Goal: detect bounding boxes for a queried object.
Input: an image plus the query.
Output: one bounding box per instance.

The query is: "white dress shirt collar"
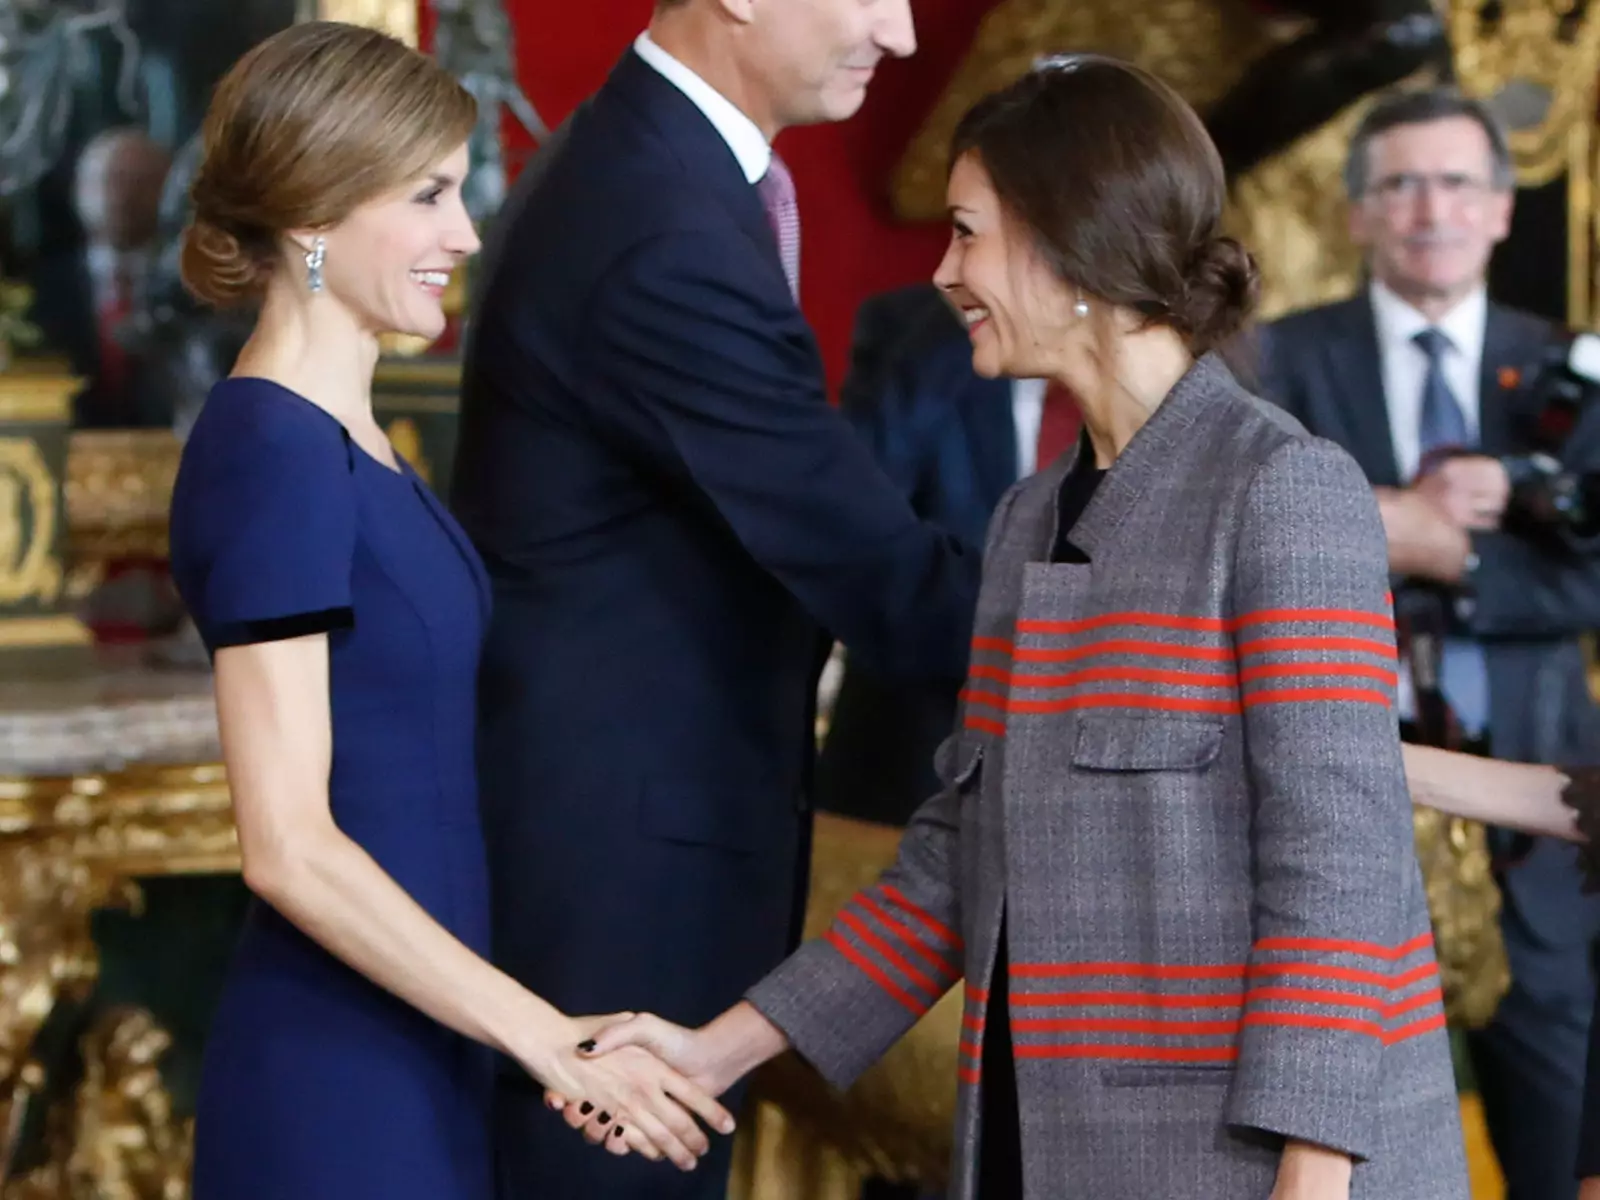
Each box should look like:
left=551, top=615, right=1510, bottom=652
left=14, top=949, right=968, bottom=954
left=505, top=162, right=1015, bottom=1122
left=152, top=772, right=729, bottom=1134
left=1369, top=279, right=1487, bottom=368
left=1367, top=279, right=1486, bottom=480
left=634, top=31, right=772, bottom=184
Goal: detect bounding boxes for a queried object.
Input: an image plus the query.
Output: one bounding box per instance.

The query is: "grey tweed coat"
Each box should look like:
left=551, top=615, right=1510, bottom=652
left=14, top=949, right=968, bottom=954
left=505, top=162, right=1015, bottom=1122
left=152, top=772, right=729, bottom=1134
left=747, top=354, right=1468, bottom=1199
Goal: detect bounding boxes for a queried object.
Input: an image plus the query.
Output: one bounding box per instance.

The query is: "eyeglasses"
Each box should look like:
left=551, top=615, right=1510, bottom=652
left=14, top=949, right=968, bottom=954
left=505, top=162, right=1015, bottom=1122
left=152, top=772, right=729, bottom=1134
left=1365, top=172, right=1499, bottom=206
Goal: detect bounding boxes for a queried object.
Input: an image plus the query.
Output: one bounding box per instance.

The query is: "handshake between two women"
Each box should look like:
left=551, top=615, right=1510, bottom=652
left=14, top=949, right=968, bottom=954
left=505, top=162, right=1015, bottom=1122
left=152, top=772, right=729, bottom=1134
left=540, top=1002, right=789, bottom=1171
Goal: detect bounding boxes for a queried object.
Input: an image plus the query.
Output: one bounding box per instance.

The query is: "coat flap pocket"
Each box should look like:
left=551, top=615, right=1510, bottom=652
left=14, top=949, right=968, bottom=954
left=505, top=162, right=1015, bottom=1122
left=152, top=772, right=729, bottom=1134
left=1071, top=714, right=1223, bottom=772
left=934, top=734, right=984, bottom=791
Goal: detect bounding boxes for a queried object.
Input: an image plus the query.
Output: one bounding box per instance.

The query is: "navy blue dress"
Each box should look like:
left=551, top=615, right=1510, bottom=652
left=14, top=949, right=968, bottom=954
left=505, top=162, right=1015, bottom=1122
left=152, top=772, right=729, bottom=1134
left=169, top=378, right=494, bottom=1199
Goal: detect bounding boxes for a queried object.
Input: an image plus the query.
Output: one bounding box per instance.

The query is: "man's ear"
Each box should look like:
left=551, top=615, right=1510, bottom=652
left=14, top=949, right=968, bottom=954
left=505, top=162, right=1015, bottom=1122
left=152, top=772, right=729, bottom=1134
left=1486, top=188, right=1514, bottom=246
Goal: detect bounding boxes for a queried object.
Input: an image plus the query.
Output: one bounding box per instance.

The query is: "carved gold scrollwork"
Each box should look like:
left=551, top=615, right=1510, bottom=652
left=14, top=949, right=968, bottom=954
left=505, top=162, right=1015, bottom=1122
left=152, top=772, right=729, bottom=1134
left=0, top=439, right=62, bottom=608
left=1411, top=808, right=1509, bottom=1029
left=64, top=431, right=181, bottom=566
left=1445, top=0, right=1600, bottom=326
left=1448, top=0, right=1600, bottom=189
left=0, top=762, right=235, bottom=1199
left=305, top=0, right=417, bottom=46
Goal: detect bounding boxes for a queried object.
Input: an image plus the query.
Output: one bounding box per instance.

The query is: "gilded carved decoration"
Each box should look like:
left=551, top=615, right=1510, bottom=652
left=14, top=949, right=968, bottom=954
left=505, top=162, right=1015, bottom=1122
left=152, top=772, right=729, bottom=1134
left=1449, top=0, right=1600, bottom=188
left=1446, top=0, right=1600, bottom=325
left=0, top=362, right=89, bottom=655
left=0, top=763, right=234, bottom=1199
left=63, top=431, right=180, bottom=568
left=306, top=0, right=416, bottom=46
left=0, top=439, right=63, bottom=608
left=1411, top=809, right=1508, bottom=1029
left=7, top=1009, right=194, bottom=1200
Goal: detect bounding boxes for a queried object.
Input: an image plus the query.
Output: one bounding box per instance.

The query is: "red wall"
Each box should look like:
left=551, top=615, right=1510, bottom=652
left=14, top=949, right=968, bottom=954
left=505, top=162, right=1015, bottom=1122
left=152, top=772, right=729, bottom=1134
left=479, top=0, right=999, bottom=394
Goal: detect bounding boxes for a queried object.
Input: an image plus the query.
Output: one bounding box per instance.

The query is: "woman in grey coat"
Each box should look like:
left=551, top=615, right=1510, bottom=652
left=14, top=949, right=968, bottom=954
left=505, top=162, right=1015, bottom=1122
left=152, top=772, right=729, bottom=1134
left=566, top=55, right=1470, bottom=1199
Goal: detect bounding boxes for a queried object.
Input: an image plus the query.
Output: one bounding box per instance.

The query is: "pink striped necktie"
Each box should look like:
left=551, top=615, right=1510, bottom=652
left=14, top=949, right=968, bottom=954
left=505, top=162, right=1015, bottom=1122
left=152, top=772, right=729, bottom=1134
left=756, top=152, right=801, bottom=302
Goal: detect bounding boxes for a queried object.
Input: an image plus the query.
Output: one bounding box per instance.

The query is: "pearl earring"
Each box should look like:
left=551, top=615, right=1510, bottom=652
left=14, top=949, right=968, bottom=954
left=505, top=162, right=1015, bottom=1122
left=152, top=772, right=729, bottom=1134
left=1074, top=298, right=1090, bottom=318
left=305, top=236, right=326, bottom=294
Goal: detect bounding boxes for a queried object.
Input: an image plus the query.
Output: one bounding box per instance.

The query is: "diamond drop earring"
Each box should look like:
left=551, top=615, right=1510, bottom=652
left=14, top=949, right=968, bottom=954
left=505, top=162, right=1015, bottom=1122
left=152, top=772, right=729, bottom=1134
left=305, top=236, right=326, bottom=294
left=1073, top=297, right=1090, bottom=318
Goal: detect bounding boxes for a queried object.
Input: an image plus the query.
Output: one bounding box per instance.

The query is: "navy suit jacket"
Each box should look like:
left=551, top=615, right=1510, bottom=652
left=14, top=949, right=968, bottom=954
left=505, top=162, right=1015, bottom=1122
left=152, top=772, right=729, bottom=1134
left=451, top=51, right=979, bottom=1027
left=815, top=283, right=1014, bottom=824
left=1261, top=292, right=1600, bottom=964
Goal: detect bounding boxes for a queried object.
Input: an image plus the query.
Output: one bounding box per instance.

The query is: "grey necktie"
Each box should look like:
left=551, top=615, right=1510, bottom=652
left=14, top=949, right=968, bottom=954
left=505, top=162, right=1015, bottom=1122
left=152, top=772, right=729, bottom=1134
left=1411, top=327, right=1489, bottom=736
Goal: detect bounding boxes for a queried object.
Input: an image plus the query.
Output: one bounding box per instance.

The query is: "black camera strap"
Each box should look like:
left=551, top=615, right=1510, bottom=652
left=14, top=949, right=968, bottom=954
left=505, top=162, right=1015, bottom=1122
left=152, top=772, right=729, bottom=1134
left=1393, top=584, right=1455, bottom=748
left=1394, top=582, right=1531, bottom=872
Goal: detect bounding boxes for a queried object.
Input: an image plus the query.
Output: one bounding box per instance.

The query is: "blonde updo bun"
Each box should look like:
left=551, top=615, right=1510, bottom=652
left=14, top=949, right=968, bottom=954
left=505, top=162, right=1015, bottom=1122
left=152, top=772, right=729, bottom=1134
left=178, top=20, right=476, bottom=309
left=179, top=215, right=269, bottom=309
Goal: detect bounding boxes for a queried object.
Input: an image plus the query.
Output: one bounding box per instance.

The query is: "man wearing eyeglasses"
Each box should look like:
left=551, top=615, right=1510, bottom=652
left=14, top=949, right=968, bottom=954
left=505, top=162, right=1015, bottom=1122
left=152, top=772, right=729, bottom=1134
left=1261, top=87, right=1600, bottom=1200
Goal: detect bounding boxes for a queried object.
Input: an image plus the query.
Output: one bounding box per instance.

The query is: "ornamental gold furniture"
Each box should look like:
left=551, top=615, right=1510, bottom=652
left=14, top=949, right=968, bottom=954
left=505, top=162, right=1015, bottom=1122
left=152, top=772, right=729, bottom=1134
left=0, top=362, right=92, bottom=674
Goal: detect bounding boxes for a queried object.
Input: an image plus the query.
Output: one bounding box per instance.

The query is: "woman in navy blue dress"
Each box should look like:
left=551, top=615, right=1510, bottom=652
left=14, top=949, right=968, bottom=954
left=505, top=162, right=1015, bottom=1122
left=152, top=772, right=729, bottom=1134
left=167, top=23, right=732, bottom=1199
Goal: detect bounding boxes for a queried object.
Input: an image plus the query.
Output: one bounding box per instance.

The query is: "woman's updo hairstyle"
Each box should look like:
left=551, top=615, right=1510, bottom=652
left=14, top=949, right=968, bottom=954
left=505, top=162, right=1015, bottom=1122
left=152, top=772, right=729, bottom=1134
left=181, top=21, right=476, bottom=308
left=950, top=54, right=1259, bottom=354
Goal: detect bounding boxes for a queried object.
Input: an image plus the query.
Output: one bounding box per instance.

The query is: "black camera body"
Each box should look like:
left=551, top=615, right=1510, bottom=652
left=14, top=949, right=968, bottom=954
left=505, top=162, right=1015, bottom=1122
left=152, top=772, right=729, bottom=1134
left=1494, top=332, right=1600, bottom=538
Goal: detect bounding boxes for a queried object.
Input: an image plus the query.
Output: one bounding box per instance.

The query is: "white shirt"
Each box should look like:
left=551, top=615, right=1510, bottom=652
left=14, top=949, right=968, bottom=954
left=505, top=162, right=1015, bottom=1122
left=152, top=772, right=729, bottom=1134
left=1369, top=280, right=1485, bottom=480
left=1011, top=378, right=1049, bottom=477
left=633, top=32, right=771, bottom=184
left=1369, top=280, right=1488, bottom=722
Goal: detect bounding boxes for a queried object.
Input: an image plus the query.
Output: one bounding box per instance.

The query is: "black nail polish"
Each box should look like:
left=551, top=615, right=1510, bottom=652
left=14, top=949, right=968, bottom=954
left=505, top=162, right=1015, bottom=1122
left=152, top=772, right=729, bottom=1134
left=613, top=1126, right=625, bottom=1138
left=577, top=1039, right=597, bottom=1052
left=579, top=1102, right=593, bottom=1116
left=598, top=1112, right=611, bottom=1124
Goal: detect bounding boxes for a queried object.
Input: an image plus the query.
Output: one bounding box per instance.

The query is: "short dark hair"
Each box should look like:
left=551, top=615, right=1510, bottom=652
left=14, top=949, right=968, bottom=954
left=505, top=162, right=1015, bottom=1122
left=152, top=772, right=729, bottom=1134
left=949, top=53, right=1259, bottom=356
left=1344, top=87, right=1514, bottom=198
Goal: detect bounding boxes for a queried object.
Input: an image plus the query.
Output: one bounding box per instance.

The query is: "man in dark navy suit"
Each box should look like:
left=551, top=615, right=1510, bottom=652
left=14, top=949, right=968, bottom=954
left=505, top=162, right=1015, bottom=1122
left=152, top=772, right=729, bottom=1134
left=816, top=282, right=1078, bottom=827
left=1261, top=88, right=1600, bottom=1200
left=451, top=2, right=978, bottom=1196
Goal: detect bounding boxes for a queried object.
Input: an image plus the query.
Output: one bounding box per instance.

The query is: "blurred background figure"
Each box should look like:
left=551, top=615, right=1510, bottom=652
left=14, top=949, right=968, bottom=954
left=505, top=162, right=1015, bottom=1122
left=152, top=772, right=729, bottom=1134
left=31, top=126, right=170, bottom=426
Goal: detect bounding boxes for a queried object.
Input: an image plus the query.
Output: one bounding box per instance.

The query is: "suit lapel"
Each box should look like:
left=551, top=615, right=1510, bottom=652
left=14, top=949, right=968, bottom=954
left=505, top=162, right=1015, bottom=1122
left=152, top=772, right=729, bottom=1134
left=605, top=50, right=781, bottom=291
left=1327, top=295, right=1403, bottom=487
left=1477, top=304, right=1520, bottom=457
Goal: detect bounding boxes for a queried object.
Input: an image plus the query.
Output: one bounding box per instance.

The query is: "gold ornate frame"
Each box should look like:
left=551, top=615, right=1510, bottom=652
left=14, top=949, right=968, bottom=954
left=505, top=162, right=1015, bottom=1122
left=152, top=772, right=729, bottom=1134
left=300, top=0, right=418, bottom=46
left=1447, top=0, right=1600, bottom=327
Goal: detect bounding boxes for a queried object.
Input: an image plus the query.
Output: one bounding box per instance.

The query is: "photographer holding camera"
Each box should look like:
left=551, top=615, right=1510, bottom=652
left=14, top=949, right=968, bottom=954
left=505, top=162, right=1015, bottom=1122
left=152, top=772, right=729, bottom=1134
left=1262, top=87, right=1600, bottom=1200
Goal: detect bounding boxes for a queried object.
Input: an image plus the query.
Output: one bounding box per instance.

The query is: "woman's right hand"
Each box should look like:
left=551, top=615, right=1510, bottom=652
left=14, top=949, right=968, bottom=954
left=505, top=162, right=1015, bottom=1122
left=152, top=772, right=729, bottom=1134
left=513, top=1016, right=735, bottom=1171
